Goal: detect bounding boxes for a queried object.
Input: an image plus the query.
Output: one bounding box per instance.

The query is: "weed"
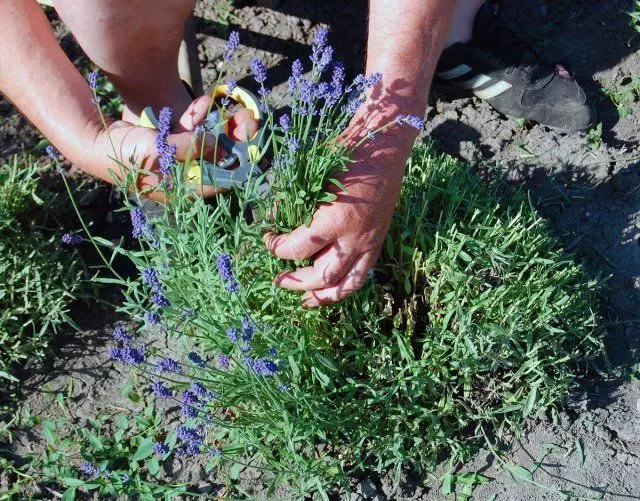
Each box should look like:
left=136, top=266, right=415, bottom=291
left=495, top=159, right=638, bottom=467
left=586, top=122, right=603, bottom=150
left=0, top=155, right=82, bottom=389
left=602, top=73, right=640, bottom=118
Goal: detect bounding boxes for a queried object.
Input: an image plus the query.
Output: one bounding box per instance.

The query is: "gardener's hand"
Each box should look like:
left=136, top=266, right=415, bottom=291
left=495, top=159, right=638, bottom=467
left=84, top=96, right=259, bottom=201
left=263, top=126, right=410, bottom=308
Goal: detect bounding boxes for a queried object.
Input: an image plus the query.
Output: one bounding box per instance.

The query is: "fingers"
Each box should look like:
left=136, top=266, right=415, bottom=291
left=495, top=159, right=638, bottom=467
left=263, top=224, right=334, bottom=261
left=177, top=95, right=213, bottom=132
left=274, top=242, right=356, bottom=291
left=228, top=108, right=260, bottom=142
left=301, top=251, right=377, bottom=308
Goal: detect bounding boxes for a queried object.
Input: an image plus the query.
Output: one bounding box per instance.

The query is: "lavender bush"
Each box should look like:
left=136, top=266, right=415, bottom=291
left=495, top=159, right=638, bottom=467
left=57, top=30, right=604, bottom=497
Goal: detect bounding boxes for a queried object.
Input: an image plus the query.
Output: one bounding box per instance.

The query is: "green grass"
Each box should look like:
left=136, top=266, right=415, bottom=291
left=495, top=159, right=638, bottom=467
left=0, top=155, right=81, bottom=389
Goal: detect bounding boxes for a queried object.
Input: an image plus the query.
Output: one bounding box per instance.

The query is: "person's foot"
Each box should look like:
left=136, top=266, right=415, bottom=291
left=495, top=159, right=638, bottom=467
left=436, top=1, right=595, bottom=131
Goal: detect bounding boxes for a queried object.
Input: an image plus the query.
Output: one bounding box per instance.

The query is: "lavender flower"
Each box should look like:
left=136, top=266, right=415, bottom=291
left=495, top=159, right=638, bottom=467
left=156, top=357, right=183, bottom=375
left=156, top=107, right=176, bottom=176
left=396, top=114, right=425, bottom=130
left=267, top=347, right=278, bottom=358
left=150, top=380, right=173, bottom=399
left=152, top=292, right=171, bottom=308
left=224, top=31, right=240, bottom=61
left=187, top=352, right=206, bottom=368
left=153, top=442, right=170, bottom=457
left=176, top=426, right=204, bottom=457
left=227, top=79, right=237, bottom=94
left=279, top=114, right=291, bottom=132
left=45, top=145, right=60, bottom=160
left=87, top=70, right=99, bottom=91
left=113, top=327, right=132, bottom=346
left=250, top=357, right=279, bottom=377
left=216, top=252, right=240, bottom=293
left=181, top=389, right=199, bottom=405
left=142, top=267, right=162, bottom=292
left=240, top=342, right=252, bottom=354
left=277, top=382, right=291, bottom=392
left=366, top=72, right=383, bottom=88
left=108, top=345, right=145, bottom=365
left=314, top=27, right=329, bottom=49
left=208, top=447, right=222, bottom=458
left=190, top=382, right=207, bottom=397
left=218, top=354, right=230, bottom=370
left=61, top=233, right=83, bottom=245
left=287, top=137, right=300, bottom=155
left=226, top=328, right=239, bottom=343
left=317, top=46, right=333, bottom=73
left=130, top=207, right=157, bottom=244
left=146, top=311, right=161, bottom=325
left=80, top=462, right=101, bottom=479
left=250, top=58, right=267, bottom=85
left=292, top=59, right=304, bottom=79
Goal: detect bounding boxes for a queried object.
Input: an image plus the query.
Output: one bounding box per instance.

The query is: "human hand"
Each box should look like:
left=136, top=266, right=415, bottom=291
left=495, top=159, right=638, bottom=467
left=83, top=95, right=259, bottom=201
left=263, top=130, right=410, bottom=308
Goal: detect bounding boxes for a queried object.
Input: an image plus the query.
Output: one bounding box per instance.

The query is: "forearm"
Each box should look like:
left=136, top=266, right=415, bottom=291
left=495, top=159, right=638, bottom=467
left=358, top=0, right=456, bottom=162
left=0, top=1, right=103, bottom=175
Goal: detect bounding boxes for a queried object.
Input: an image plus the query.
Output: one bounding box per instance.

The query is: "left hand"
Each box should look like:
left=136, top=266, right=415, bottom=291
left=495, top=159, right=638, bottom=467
left=263, top=133, right=409, bottom=308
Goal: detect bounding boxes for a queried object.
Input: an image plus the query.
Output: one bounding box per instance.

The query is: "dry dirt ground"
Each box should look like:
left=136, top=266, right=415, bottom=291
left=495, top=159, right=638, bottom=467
left=1, top=0, right=640, bottom=499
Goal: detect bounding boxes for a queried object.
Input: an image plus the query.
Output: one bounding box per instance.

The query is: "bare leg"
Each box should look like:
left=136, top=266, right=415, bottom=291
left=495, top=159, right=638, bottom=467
left=444, top=0, right=486, bottom=47
left=53, top=0, right=195, bottom=124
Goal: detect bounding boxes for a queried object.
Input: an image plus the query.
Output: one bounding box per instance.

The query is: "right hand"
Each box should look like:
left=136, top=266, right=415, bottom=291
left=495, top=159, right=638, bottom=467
left=84, top=95, right=259, bottom=201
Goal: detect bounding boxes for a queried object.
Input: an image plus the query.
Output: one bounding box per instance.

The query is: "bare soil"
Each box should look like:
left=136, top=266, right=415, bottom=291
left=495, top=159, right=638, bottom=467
left=1, top=0, right=639, bottom=499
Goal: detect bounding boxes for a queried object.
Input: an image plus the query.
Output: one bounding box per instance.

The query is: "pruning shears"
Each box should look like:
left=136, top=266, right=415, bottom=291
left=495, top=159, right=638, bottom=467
left=139, top=84, right=268, bottom=195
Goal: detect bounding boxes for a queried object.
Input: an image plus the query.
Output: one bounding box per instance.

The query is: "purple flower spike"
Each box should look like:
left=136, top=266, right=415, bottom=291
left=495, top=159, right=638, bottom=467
left=292, top=59, right=303, bottom=79
left=61, top=233, right=83, bottom=246
left=396, top=114, right=425, bottom=130
left=109, top=345, right=145, bottom=366
left=156, top=107, right=176, bottom=176
left=146, top=311, right=161, bottom=325
left=187, top=351, right=206, bottom=368
left=226, top=328, right=238, bottom=343
left=218, top=354, right=230, bottom=370
left=142, top=268, right=162, bottom=292
left=314, top=27, right=329, bottom=49
left=156, top=357, right=183, bottom=375
left=216, top=252, right=240, bottom=293
left=45, top=145, right=60, bottom=160
left=250, top=358, right=279, bottom=377
left=152, top=292, right=171, bottom=308
left=153, top=442, right=170, bottom=457
left=80, top=462, right=101, bottom=479
left=287, top=137, right=300, bottom=155
left=87, top=70, right=99, bottom=91
left=113, top=327, right=133, bottom=346
left=224, top=31, right=240, bottom=61
left=130, top=207, right=157, bottom=244
left=250, top=58, right=267, bottom=85
left=150, top=380, right=173, bottom=399
left=279, top=114, right=291, bottom=132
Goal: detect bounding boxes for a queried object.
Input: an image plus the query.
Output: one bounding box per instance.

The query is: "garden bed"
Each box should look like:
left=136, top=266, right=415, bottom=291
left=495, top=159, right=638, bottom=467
left=2, top=0, right=640, bottom=499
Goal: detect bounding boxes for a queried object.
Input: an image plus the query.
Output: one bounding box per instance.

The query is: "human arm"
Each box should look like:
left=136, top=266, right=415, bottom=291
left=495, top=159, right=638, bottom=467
left=0, top=1, right=257, bottom=198
left=264, top=0, right=456, bottom=307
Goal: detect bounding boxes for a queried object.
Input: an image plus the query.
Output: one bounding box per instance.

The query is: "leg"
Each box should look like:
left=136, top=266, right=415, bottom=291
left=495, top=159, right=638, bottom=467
left=444, top=0, right=486, bottom=47
left=53, top=0, right=196, bottom=124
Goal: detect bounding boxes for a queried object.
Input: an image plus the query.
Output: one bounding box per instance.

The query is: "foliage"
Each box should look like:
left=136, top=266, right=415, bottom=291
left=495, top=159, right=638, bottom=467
left=602, top=73, right=640, bottom=118
left=56, top=30, right=605, bottom=497
left=79, top=141, right=603, bottom=497
left=0, top=400, right=191, bottom=500
left=0, top=155, right=81, bottom=387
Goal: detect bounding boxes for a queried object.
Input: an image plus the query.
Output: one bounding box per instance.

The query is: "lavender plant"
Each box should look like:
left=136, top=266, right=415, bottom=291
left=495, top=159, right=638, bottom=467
left=56, top=30, right=604, bottom=497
